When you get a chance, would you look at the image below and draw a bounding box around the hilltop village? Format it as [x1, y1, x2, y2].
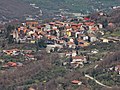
[1, 13, 105, 68]
[0, 10, 120, 90]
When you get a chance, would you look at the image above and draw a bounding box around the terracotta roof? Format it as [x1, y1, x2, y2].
[49, 22, 56, 25]
[84, 22, 94, 26]
[24, 50, 33, 53]
[71, 80, 81, 84]
[72, 56, 84, 60]
[108, 23, 115, 27]
[72, 26, 78, 30]
[88, 34, 95, 37]
[26, 54, 34, 58]
[91, 27, 97, 31]
[67, 41, 74, 45]
[55, 21, 63, 25]
[66, 26, 71, 29]
[39, 31, 46, 35]
[116, 65, 120, 71]
[3, 49, 19, 55]
[47, 35, 57, 39]
[52, 28, 58, 30]
[37, 26, 42, 29]
[7, 62, 17, 67]
[71, 24, 78, 26]
[78, 39, 84, 43]
[84, 17, 90, 21]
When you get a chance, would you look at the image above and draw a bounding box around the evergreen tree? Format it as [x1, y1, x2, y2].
[37, 38, 47, 49]
[6, 25, 15, 38]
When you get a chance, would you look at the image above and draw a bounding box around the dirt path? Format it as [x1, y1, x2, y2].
[85, 74, 112, 88]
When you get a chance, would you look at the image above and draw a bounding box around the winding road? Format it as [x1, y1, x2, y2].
[85, 74, 112, 88]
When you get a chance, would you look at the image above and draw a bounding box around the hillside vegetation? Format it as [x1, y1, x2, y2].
[22, 0, 120, 13]
[0, 0, 37, 20]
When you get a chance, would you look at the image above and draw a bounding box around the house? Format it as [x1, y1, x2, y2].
[26, 20, 38, 27]
[31, 40, 36, 44]
[23, 50, 33, 54]
[46, 43, 63, 53]
[75, 32, 80, 38]
[18, 38, 27, 43]
[57, 40, 64, 44]
[47, 43, 63, 48]
[99, 12, 104, 16]
[46, 35, 57, 40]
[72, 50, 77, 56]
[65, 52, 72, 57]
[66, 30, 72, 37]
[84, 17, 90, 21]
[0, 24, 5, 34]
[100, 38, 109, 43]
[70, 56, 87, 67]
[80, 35, 89, 41]
[108, 22, 115, 28]
[17, 62, 23, 67]
[71, 80, 82, 85]
[91, 26, 98, 31]
[3, 50, 13, 55]
[88, 34, 97, 42]
[78, 39, 90, 47]
[97, 23, 103, 29]
[115, 65, 120, 74]
[52, 26, 58, 30]
[72, 56, 87, 63]
[67, 41, 75, 49]
[29, 87, 35, 90]
[84, 22, 95, 30]
[91, 49, 99, 54]
[65, 50, 77, 57]
[25, 54, 36, 60]
[44, 24, 51, 31]
[7, 62, 17, 67]
[3, 49, 20, 56]
[12, 30, 19, 39]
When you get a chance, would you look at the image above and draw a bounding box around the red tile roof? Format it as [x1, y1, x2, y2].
[84, 22, 94, 26]
[71, 80, 81, 84]
[72, 56, 84, 60]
